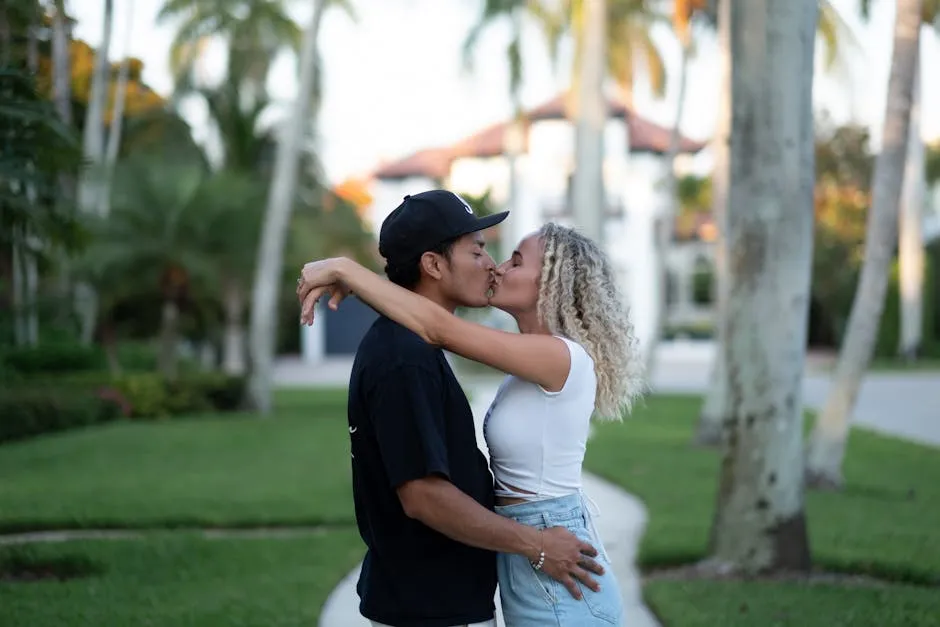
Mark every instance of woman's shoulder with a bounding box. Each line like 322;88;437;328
553;335;592;361
551;335;595;382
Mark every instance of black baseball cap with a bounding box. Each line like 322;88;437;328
378;190;509;264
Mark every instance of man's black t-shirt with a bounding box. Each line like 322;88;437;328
347;315;497;627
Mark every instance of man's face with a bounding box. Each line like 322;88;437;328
438;232;495;308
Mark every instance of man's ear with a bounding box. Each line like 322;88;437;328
419;252;445;281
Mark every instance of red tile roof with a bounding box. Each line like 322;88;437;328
371;93;706;180
371;148;453;181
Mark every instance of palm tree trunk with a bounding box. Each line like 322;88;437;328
24;236;38;345
12;236;26;346
99;0;135;218
695;0;731;447
78;0;113;213
806;0;921;490
101;319;122;376
223;280;247;375
571;0;607;243
248;0;326;414
158;300;179;380
76;0;114;345
0;7;9;64
22;16;40;346
52;2;72;125
52;0;74;329
898;47;923;361
707;0;817;574
501;7;525;267
646;37;692;372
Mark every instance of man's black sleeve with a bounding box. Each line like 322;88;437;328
370;364;450;489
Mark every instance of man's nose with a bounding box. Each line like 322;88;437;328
483;251;497;270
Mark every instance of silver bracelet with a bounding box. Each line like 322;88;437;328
531;550;545;570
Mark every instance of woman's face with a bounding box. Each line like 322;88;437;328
488;233;543;315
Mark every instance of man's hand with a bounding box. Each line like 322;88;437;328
538;526;605;600
296;258;351;325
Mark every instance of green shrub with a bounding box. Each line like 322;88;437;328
115;342;159;372
1;342;105;376
692;267;713;305
0;372;247;444
875;254;939;359
0;387;121;444
108;373;247;419
187;373;247;412
110;374;174;419
663;322;714;340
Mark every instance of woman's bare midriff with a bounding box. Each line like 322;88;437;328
495;481;535;506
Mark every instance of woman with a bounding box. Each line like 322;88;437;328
300;222;644;626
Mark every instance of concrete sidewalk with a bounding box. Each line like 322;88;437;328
318;381;660;627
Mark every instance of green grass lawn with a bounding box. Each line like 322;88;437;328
5;389;939;627
869;357;940;372
644;579;940;627
0;530;365;627
0;389;355;532
584;395;940;627
0;388;366;627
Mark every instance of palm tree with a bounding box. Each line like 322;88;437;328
805;0;924;490
462;0;527;264
50;0;72;125
80;158;217;378
200;81;277;173
645;0;710;371
1;0;83;344
99;0;136;217
707;0;817;573
75;0;114;345
605;0;667;106
898;45;924;359
570;0;607;243
158;0;301;99
694;0;867;446
694;0;731;446
196;170;267;375
248;0;356;414
77;0;113;216
462;0;666;243
898;4;938;358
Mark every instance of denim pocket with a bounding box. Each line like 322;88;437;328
506;552;556;607
565;521;622;624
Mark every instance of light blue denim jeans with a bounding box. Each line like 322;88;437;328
494;493;623;626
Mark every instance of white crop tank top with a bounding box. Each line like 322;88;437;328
482;336;597;500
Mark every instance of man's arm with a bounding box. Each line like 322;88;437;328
368;363;604;599
398;476;604;600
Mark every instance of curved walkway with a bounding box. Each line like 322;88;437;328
318;381;660;627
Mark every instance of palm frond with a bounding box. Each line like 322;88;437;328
527;0;570;70
818;0;855;70
328;0;358;22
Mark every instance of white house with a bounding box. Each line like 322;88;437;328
302;92;710;363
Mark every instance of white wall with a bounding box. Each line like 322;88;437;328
300;302;326;364
363;119;685;362
448;157;510;204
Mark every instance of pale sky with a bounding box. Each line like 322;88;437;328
71;0;940;185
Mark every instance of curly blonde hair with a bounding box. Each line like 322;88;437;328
536;222;645;420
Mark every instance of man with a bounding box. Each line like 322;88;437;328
298;190;602;627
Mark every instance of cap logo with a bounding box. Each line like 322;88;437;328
454;193;474;215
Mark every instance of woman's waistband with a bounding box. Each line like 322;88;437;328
494;492;586;527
